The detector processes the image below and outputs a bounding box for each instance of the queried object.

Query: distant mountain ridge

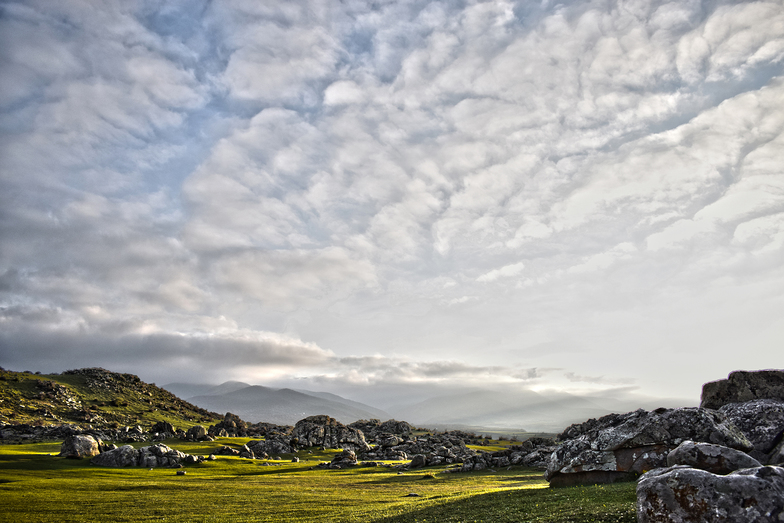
[164,382,391,425]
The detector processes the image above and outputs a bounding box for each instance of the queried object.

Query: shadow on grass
[369,481,637,523]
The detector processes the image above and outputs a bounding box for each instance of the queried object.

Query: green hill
[0,367,221,431]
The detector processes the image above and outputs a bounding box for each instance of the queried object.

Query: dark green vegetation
[0,440,636,523]
[0,368,220,429]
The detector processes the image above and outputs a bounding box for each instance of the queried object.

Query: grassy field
[0,439,637,523]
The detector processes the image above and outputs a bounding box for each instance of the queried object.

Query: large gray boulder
[718,399,784,464]
[637,465,784,522]
[667,440,762,475]
[701,369,784,410]
[59,435,101,459]
[90,443,194,468]
[184,425,209,441]
[292,415,370,452]
[546,408,752,487]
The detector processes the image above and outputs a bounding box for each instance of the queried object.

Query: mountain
[185,384,391,425]
[388,388,628,432]
[163,381,251,400]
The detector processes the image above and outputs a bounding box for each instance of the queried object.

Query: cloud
[2,0,784,405]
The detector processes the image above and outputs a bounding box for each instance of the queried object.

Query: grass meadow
[0,439,636,522]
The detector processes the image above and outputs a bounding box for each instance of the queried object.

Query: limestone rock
[91,443,196,468]
[701,369,784,410]
[317,449,358,469]
[184,425,209,441]
[718,399,784,464]
[150,421,174,435]
[546,407,752,487]
[248,438,292,456]
[348,419,414,443]
[59,434,101,459]
[667,440,762,475]
[637,465,784,522]
[292,415,370,452]
[409,454,427,468]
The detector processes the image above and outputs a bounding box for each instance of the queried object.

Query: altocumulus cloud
[1,0,784,401]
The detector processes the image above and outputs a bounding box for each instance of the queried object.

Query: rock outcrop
[546,407,752,487]
[90,443,200,467]
[701,369,784,410]
[718,399,784,464]
[348,419,414,442]
[666,440,762,475]
[59,434,101,458]
[292,415,370,452]
[637,465,784,522]
[247,438,292,456]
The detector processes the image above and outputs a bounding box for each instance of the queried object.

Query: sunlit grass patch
[0,441,635,522]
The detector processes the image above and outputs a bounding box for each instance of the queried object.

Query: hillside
[0,367,221,430]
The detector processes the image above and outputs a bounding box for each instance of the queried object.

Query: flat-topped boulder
[546,407,751,487]
[637,465,784,522]
[701,369,784,410]
[293,415,370,452]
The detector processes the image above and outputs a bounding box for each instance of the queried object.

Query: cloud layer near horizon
[2,0,784,402]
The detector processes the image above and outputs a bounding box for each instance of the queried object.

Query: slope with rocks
[0,367,221,434]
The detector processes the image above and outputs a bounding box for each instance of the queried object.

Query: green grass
[0,440,637,522]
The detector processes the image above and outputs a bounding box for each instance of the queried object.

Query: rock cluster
[90,443,201,468]
[316,449,360,469]
[461,437,557,472]
[292,415,370,452]
[631,369,784,521]
[546,407,751,487]
[208,412,247,437]
[360,431,477,467]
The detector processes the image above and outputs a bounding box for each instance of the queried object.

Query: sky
[1,0,784,409]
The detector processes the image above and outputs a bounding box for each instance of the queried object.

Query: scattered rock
[666,440,762,475]
[359,431,476,467]
[546,407,752,487]
[637,465,784,522]
[176,470,186,475]
[59,434,101,459]
[701,369,784,410]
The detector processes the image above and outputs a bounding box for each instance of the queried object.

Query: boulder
[292,415,370,452]
[637,465,784,522]
[701,369,784,410]
[150,421,174,434]
[546,407,752,487]
[91,443,196,468]
[667,440,762,475]
[409,454,427,469]
[185,425,209,441]
[59,435,101,459]
[718,399,784,464]
[319,449,358,469]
